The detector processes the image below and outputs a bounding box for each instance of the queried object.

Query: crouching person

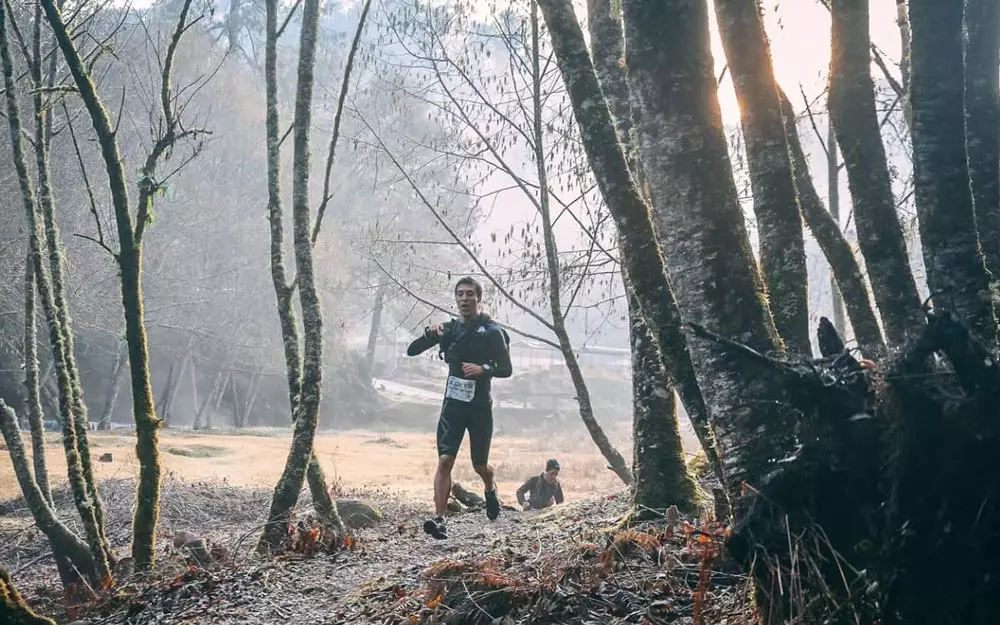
[516,458,564,511]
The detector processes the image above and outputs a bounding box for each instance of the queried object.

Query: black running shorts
[436,399,493,466]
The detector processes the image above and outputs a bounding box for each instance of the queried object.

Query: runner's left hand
[462,363,484,378]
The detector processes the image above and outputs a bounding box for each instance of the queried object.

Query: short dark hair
[454,276,482,299]
[546,458,560,472]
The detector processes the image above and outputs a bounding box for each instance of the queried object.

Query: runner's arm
[516,476,536,506]
[406,327,441,356]
[483,328,512,378]
[554,482,564,504]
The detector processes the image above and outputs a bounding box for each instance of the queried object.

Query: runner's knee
[437,455,457,471]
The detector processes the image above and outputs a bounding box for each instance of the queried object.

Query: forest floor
[0,431,750,624]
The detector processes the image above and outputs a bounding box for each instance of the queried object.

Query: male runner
[406,277,512,539]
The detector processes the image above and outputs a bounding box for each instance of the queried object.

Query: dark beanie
[546,458,560,471]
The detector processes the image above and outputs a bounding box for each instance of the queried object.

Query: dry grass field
[0,427,632,507]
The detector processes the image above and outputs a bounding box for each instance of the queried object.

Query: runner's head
[454,276,482,320]
[544,458,560,482]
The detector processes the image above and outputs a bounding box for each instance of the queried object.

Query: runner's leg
[434,402,466,517]
[469,406,499,519]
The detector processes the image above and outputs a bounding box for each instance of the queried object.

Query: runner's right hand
[426,324,445,337]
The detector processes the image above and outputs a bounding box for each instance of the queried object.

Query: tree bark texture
[40,0,165,569]
[22,257,52,505]
[829,0,923,347]
[259,0,343,545]
[627,297,698,514]
[620,0,792,498]
[537,0,794,502]
[965,0,1000,278]
[826,100,847,336]
[586,0,710,501]
[531,1,631,485]
[259,0,341,552]
[777,89,887,358]
[714,0,811,354]
[909,0,996,343]
[2,1,111,581]
[30,1,105,542]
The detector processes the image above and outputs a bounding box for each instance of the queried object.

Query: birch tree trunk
[259,0,342,552]
[829,0,922,346]
[777,89,886,358]
[909,0,996,343]
[714,0,810,354]
[586,0,706,506]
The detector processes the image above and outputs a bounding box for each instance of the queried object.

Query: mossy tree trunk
[908,0,996,343]
[22,257,52,505]
[586,0,706,506]
[0,565,56,625]
[29,0,106,547]
[258,0,341,552]
[714,0,810,355]
[258,0,344,549]
[530,1,631,486]
[964,0,1000,278]
[777,88,887,358]
[619,0,793,502]
[40,0,200,569]
[1,0,111,582]
[829,0,922,346]
[0,399,99,586]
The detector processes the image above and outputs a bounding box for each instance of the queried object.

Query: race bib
[445,376,476,402]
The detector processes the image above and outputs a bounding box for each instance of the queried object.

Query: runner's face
[455,285,480,318]
[544,469,559,483]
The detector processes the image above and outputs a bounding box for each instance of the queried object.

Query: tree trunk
[0,566,56,625]
[0,399,98,586]
[537,0,791,503]
[620,0,793,499]
[259,0,336,553]
[777,88,887,358]
[29,0,105,545]
[530,1,631,486]
[627,294,698,515]
[194,368,223,430]
[964,0,1000,277]
[586,0,723,486]
[364,282,385,380]
[259,0,342,538]
[1,2,111,582]
[98,340,126,431]
[827,103,847,336]
[896,0,913,128]
[156,359,178,425]
[909,0,996,343]
[22,257,52,505]
[39,0,180,570]
[714,0,811,354]
[828,0,923,346]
